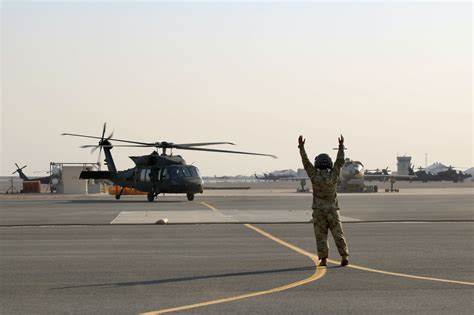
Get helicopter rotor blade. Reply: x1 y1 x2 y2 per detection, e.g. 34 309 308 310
64 132 238 148
101 122 106 140
12 163 27 174
62 133 106 140
97 147 102 168
79 143 235 149
81 144 150 148
63 133 150 145
80 144 276 158
175 142 235 147
172 145 277 158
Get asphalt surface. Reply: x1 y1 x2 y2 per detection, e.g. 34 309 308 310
1 188 473 314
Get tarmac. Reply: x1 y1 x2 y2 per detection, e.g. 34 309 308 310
0 185 473 314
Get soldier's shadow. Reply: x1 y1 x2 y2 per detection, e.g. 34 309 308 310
53 265 318 290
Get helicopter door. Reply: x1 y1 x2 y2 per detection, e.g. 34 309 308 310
151 168 159 182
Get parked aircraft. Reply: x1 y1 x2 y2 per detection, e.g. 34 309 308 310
254 169 297 181
12 163 50 185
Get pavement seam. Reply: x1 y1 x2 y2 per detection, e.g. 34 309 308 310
1 220 473 228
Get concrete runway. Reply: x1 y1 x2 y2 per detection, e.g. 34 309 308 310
1 188 473 314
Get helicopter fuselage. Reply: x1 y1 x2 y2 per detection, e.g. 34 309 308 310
111 165 203 195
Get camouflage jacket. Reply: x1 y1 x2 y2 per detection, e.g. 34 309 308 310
299 144 345 210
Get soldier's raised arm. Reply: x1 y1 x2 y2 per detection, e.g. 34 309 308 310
332 134 345 179
298 135 316 179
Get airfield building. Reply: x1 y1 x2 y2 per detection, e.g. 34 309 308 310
397 156 412 176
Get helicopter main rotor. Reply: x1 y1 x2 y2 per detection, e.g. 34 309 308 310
62 124 277 158
12 163 27 175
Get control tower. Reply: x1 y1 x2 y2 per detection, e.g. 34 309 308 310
397 156 412 176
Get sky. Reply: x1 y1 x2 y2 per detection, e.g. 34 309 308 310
1 1 472 176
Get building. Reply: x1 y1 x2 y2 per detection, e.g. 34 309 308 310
397 156 412 176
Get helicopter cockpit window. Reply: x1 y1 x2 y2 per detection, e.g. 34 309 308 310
182 167 192 177
162 166 200 178
188 166 199 177
168 167 184 178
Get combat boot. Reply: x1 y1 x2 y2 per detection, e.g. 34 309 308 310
340 255 349 266
319 258 327 267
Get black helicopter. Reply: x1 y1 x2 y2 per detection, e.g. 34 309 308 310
63 123 276 202
408 165 472 183
12 163 51 185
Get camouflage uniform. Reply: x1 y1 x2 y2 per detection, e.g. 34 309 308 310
299 144 349 259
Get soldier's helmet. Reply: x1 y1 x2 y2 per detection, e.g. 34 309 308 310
314 153 333 170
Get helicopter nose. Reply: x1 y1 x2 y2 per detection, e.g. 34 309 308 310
186 178 203 193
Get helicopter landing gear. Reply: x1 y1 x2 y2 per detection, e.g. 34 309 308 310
186 193 195 201
115 187 124 200
147 192 155 202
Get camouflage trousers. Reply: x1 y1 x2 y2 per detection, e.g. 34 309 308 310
313 208 349 259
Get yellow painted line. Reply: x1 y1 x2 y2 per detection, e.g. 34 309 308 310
200 201 220 212
201 201 472 286
143 201 473 314
142 202 326 315
326 258 474 286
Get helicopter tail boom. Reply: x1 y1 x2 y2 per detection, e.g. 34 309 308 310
79 170 112 180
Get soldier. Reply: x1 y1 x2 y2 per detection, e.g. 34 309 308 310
298 134 349 267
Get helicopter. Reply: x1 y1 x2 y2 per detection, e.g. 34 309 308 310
408 164 472 182
62 123 276 202
12 163 51 185
254 169 297 181
364 167 391 182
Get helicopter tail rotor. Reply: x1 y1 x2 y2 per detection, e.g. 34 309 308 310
93 122 114 169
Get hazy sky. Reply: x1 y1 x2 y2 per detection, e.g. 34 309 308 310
1 1 472 176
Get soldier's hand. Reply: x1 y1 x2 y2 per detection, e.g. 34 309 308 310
298 135 305 148
338 134 344 146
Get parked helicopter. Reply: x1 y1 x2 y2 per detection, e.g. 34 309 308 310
408 165 472 182
254 169 297 181
12 163 50 185
364 167 390 182
63 123 276 201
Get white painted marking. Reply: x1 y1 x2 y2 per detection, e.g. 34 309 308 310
110 210 238 224
110 210 360 224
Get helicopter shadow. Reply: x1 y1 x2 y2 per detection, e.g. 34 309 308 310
63 199 188 204
53 265 325 290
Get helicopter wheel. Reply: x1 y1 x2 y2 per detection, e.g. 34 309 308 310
147 192 155 202
186 193 194 201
